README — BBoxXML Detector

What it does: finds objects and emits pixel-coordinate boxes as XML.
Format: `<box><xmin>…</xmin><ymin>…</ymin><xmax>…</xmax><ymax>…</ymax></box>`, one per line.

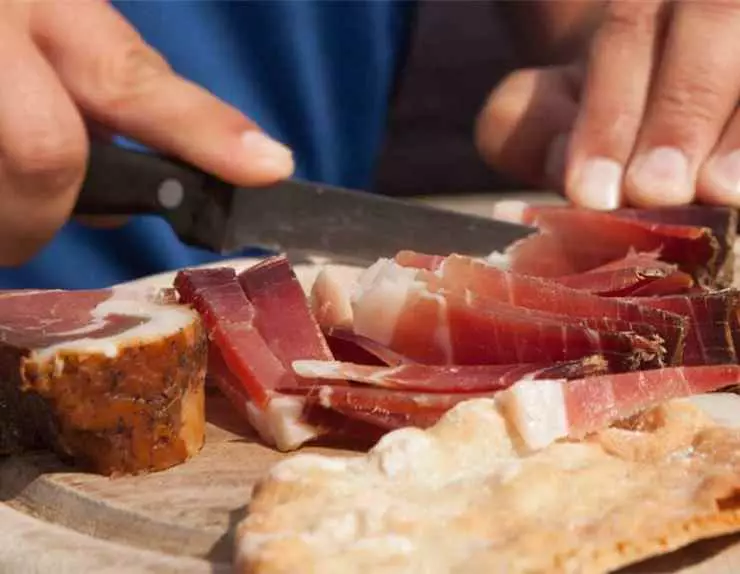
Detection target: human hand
<box><xmin>476</xmin><ymin>0</ymin><xmax>740</xmax><ymax>210</ymax></box>
<box><xmin>0</xmin><ymin>1</ymin><xmax>294</xmax><ymax>265</ymax></box>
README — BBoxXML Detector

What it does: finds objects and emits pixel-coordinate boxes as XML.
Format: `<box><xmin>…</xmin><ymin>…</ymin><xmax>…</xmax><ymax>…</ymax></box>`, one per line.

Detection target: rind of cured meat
<box><xmin>492</xmin><ymin>201</ymin><xmax>719</xmax><ymax>284</ymax></box>
<box><xmin>499</xmin><ymin>365</ymin><xmax>740</xmax><ymax>449</ymax></box>
<box><xmin>356</xmin><ymin>258</ymin><xmax>678</xmax><ymax>370</ymax></box>
<box><xmin>630</xmin><ymin>290</ymin><xmax>739</xmax><ymax>366</ymax></box>
<box><xmin>175</xmin><ymin>267</ymin><xmax>321</xmax><ymax>451</ymax></box>
<box><xmin>292</xmin><ymin>355</ymin><xmax>609</xmax><ymax>393</ymax></box>
<box><xmin>419</xmin><ymin>254</ymin><xmax>686</xmax><ymax>365</ymax></box>
<box><xmin>616</xmin><ymin>205</ymin><xmax>737</xmax><ymax>286</ymax></box>
<box><xmin>0</xmin><ymin>286</ymin><xmax>207</xmax><ymax>475</ymax></box>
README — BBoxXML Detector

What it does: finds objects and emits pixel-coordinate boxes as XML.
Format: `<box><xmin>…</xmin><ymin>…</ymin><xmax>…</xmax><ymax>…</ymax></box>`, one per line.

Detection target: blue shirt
<box><xmin>0</xmin><ymin>1</ymin><xmax>413</xmax><ymax>289</ymax></box>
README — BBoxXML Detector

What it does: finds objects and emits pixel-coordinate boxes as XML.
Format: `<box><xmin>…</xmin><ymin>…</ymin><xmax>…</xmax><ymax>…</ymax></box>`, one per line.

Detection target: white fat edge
<box><xmin>685</xmin><ymin>393</ymin><xmax>740</xmax><ymax>429</ymax></box>
<box><xmin>294</xmin><ymin>361</ymin><xmax>404</xmax><ymax>384</ymax></box>
<box><xmin>418</xmin><ymin>289</ymin><xmax>453</xmax><ymax>364</ymax></box>
<box><xmin>491</xmin><ymin>199</ymin><xmax>529</xmax><ymax>224</ymax></box>
<box><xmin>292</xmin><ymin>359</ymin><xmax>344</xmax><ymax>379</ymax></box>
<box><xmin>30</xmin><ymin>289</ymin><xmax>197</xmax><ymax>362</ymax></box>
<box><xmin>310</xmin><ymin>265</ymin><xmax>361</xmax><ymax>329</ymax></box>
<box><xmin>496</xmin><ymin>378</ymin><xmax>569</xmax><ymax>451</ymax></box>
<box><xmin>484</xmin><ymin>251</ymin><xmax>511</xmax><ymax>270</ymax></box>
<box><xmin>351</xmin><ymin>259</ymin><xmax>420</xmax><ymax>346</ymax></box>
<box><xmin>246</xmin><ymin>395</ymin><xmax>320</xmax><ymax>452</ymax></box>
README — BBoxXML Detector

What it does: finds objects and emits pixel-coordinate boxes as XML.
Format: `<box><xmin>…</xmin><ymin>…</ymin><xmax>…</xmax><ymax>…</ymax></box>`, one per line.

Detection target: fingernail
<box><xmin>627</xmin><ymin>146</ymin><xmax>692</xmax><ymax>204</ymax></box>
<box><xmin>240</xmin><ymin>131</ymin><xmax>295</xmax><ymax>178</ymax></box>
<box><xmin>571</xmin><ymin>157</ymin><xmax>622</xmax><ymax>210</ymax></box>
<box><xmin>706</xmin><ymin>150</ymin><xmax>740</xmax><ymax>201</ymax></box>
<box><xmin>544</xmin><ymin>133</ymin><xmax>568</xmax><ymax>187</ymax></box>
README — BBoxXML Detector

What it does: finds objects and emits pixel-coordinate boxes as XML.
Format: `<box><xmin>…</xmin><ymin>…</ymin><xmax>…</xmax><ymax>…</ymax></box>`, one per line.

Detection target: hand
<box><xmin>0</xmin><ymin>1</ymin><xmax>294</xmax><ymax>265</ymax></box>
<box><xmin>476</xmin><ymin>0</ymin><xmax>740</xmax><ymax>210</ymax></box>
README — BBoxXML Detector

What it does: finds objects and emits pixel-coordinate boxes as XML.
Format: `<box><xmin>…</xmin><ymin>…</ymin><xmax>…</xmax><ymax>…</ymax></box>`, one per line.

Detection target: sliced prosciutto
<box><xmin>616</xmin><ymin>205</ymin><xmax>737</xmax><ymax>286</ymax></box>
<box><xmin>552</xmin><ymin>252</ymin><xmax>694</xmax><ymax>296</ymax></box>
<box><xmin>388</xmin><ymin>254</ymin><xmax>686</xmax><ymax>366</ymax></box>
<box><xmin>630</xmin><ymin>291</ymin><xmax>739</xmax><ymax>366</ymax></box>
<box><xmin>499</xmin><ymin>364</ymin><xmax>740</xmax><ymax>450</ymax></box>
<box><xmin>305</xmin><ymin>385</ymin><xmax>487</xmax><ymax>430</ymax></box>
<box><xmin>292</xmin><ymin>355</ymin><xmax>608</xmax><ymax>393</ymax></box>
<box><xmin>351</xmin><ymin>261</ymin><xmax>664</xmax><ymax>371</ymax></box>
<box><xmin>491</xmin><ymin>201</ymin><xmax>720</xmax><ymax>284</ymax></box>
<box><xmin>237</xmin><ymin>255</ymin><xmax>334</xmax><ymax>379</ymax></box>
<box><xmin>323</xmin><ymin>328</ymin><xmax>410</xmax><ymax>366</ymax></box>
<box><xmin>175</xmin><ymin>266</ymin><xmax>320</xmax><ymax>451</ymax></box>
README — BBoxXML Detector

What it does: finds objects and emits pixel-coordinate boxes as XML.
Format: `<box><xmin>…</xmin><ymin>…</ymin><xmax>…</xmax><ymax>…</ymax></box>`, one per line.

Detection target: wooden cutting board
<box><xmin>2</xmin><ymin>194</ymin><xmax>740</xmax><ymax>574</ymax></box>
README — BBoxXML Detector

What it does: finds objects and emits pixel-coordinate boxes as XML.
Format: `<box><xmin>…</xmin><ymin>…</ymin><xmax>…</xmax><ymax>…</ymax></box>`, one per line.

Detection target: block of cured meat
<box><xmin>491</xmin><ymin>201</ymin><xmax>723</xmax><ymax>286</ymax></box>
<box><xmin>0</xmin><ymin>286</ymin><xmax>207</xmax><ymax>475</ymax></box>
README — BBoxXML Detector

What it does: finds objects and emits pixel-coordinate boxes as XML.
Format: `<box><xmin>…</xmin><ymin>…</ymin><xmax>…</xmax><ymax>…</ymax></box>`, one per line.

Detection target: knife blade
<box><xmin>74</xmin><ymin>141</ymin><xmax>536</xmax><ymax>264</ymax></box>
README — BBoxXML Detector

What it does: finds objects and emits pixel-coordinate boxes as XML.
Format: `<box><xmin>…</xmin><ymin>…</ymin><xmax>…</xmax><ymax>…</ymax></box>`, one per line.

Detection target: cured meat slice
<box><xmin>175</xmin><ymin>268</ymin><xmax>285</xmax><ymax>408</ymax></box>
<box><xmin>351</xmin><ymin>261</ymin><xmax>665</xmax><ymax>371</ymax></box>
<box><xmin>237</xmin><ymin>255</ymin><xmax>334</xmax><ymax>377</ymax></box>
<box><xmin>175</xmin><ymin>267</ymin><xmax>320</xmax><ymax>451</ymax></box>
<box><xmin>323</xmin><ymin>328</ymin><xmax>410</xmax><ymax>366</ymax></box>
<box><xmin>394</xmin><ymin>250</ymin><xmax>445</xmax><ymax>271</ymax></box>
<box><xmin>390</xmin><ymin>255</ymin><xmax>686</xmax><ymax>366</ymax></box>
<box><xmin>552</xmin><ymin>253</ymin><xmax>693</xmax><ymax>296</ymax></box>
<box><xmin>307</xmin><ymin>385</ymin><xmax>487</xmax><ymax>430</ymax></box>
<box><xmin>499</xmin><ymin>365</ymin><xmax>740</xmax><ymax>449</ymax></box>
<box><xmin>491</xmin><ymin>201</ymin><xmax>719</xmax><ymax>284</ymax></box>
<box><xmin>292</xmin><ymin>355</ymin><xmax>608</xmax><ymax>393</ymax></box>
<box><xmin>616</xmin><ymin>205</ymin><xmax>737</xmax><ymax>286</ymax></box>
<box><xmin>0</xmin><ymin>286</ymin><xmax>207</xmax><ymax>475</ymax></box>
<box><xmin>630</xmin><ymin>291</ymin><xmax>739</xmax><ymax>365</ymax></box>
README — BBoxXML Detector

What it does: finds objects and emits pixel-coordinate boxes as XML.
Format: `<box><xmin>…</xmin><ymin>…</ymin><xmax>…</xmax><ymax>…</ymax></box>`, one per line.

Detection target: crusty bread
<box><xmin>236</xmin><ymin>396</ymin><xmax>740</xmax><ymax>573</ymax></box>
<box><xmin>0</xmin><ymin>286</ymin><xmax>207</xmax><ymax>475</ymax></box>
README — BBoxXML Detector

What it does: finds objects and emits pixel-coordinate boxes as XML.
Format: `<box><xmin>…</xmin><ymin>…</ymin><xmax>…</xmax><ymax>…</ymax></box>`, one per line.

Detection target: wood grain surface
<box><xmin>1</xmin><ymin>193</ymin><xmax>740</xmax><ymax>574</ymax></box>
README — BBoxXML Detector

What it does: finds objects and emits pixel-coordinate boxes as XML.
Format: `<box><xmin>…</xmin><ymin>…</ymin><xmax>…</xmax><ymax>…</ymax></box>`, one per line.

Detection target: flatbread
<box><xmin>235</xmin><ymin>396</ymin><xmax>740</xmax><ymax>574</ymax></box>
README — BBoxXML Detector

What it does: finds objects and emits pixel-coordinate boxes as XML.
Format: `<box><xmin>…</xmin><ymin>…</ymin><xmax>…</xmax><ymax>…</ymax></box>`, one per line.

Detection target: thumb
<box><xmin>475</xmin><ymin>65</ymin><xmax>581</xmax><ymax>189</ymax></box>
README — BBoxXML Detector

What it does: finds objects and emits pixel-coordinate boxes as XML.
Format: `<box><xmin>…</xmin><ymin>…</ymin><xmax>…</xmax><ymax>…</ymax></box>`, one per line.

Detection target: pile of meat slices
<box><xmin>175</xmin><ymin>202</ymin><xmax>740</xmax><ymax>452</ymax></box>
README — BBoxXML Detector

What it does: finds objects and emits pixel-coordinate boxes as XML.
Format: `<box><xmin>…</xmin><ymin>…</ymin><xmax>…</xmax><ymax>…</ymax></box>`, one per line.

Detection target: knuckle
<box><xmin>90</xmin><ymin>37</ymin><xmax>172</xmax><ymax>112</ymax></box>
<box><xmin>649</xmin><ymin>77</ymin><xmax>725</xmax><ymax>142</ymax></box>
<box><xmin>602</xmin><ymin>0</ymin><xmax>660</xmax><ymax>37</ymax></box>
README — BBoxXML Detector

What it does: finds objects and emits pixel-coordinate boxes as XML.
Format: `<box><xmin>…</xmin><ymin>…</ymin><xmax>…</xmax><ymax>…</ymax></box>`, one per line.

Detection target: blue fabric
<box><xmin>0</xmin><ymin>1</ymin><xmax>413</xmax><ymax>289</ymax></box>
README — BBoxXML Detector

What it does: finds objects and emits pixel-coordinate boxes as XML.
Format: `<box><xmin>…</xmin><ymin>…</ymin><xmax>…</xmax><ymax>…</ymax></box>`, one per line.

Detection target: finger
<box><xmin>624</xmin><ymin>1</ymin><xmax>740</xmax><ymax>207</ymax></box>
<box><xmin>0</xmin><ymin>21</ymin><xmax>88</xmax><ymax>266</ymax></box>
<box><xmin>30</xmin><ymin>1</ymin><xmax>294</xmax><ymax>187</ymax></box>
<box><xmin>475</xmin><ymin>65</ymin><xmax>580</xmax><ymax>189</ymax></box>
<box><xmin>698</xmin><ymin>109</ymin><xmax>740</xmax><ymax>205</ymax></box>
<box><xmin>565</xmin><ymin>0</ymin><xmax>663</xmax><ymax>210</ymax></box>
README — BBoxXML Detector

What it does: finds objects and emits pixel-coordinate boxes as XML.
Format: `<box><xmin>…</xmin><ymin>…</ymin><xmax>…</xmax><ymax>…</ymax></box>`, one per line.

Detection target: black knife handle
<box><xmin>75</xmin><ymin>140</ymin><xmax>212</xmax><ymax>216</ymax></box>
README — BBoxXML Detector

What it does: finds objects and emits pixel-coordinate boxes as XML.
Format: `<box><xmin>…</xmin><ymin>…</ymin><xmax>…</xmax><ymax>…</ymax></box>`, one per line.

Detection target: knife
<box><xmin>73</xmin><ymin>140</ymin><xmax>536</xmax><ymax>265</ymax></box>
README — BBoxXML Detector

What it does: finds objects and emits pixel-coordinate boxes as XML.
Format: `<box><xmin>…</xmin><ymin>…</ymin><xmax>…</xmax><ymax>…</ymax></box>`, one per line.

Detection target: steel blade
<box><xmin>212</xmin><ymin>180</ymin><xmax>535</xmax><ymax>264</ymax></box>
